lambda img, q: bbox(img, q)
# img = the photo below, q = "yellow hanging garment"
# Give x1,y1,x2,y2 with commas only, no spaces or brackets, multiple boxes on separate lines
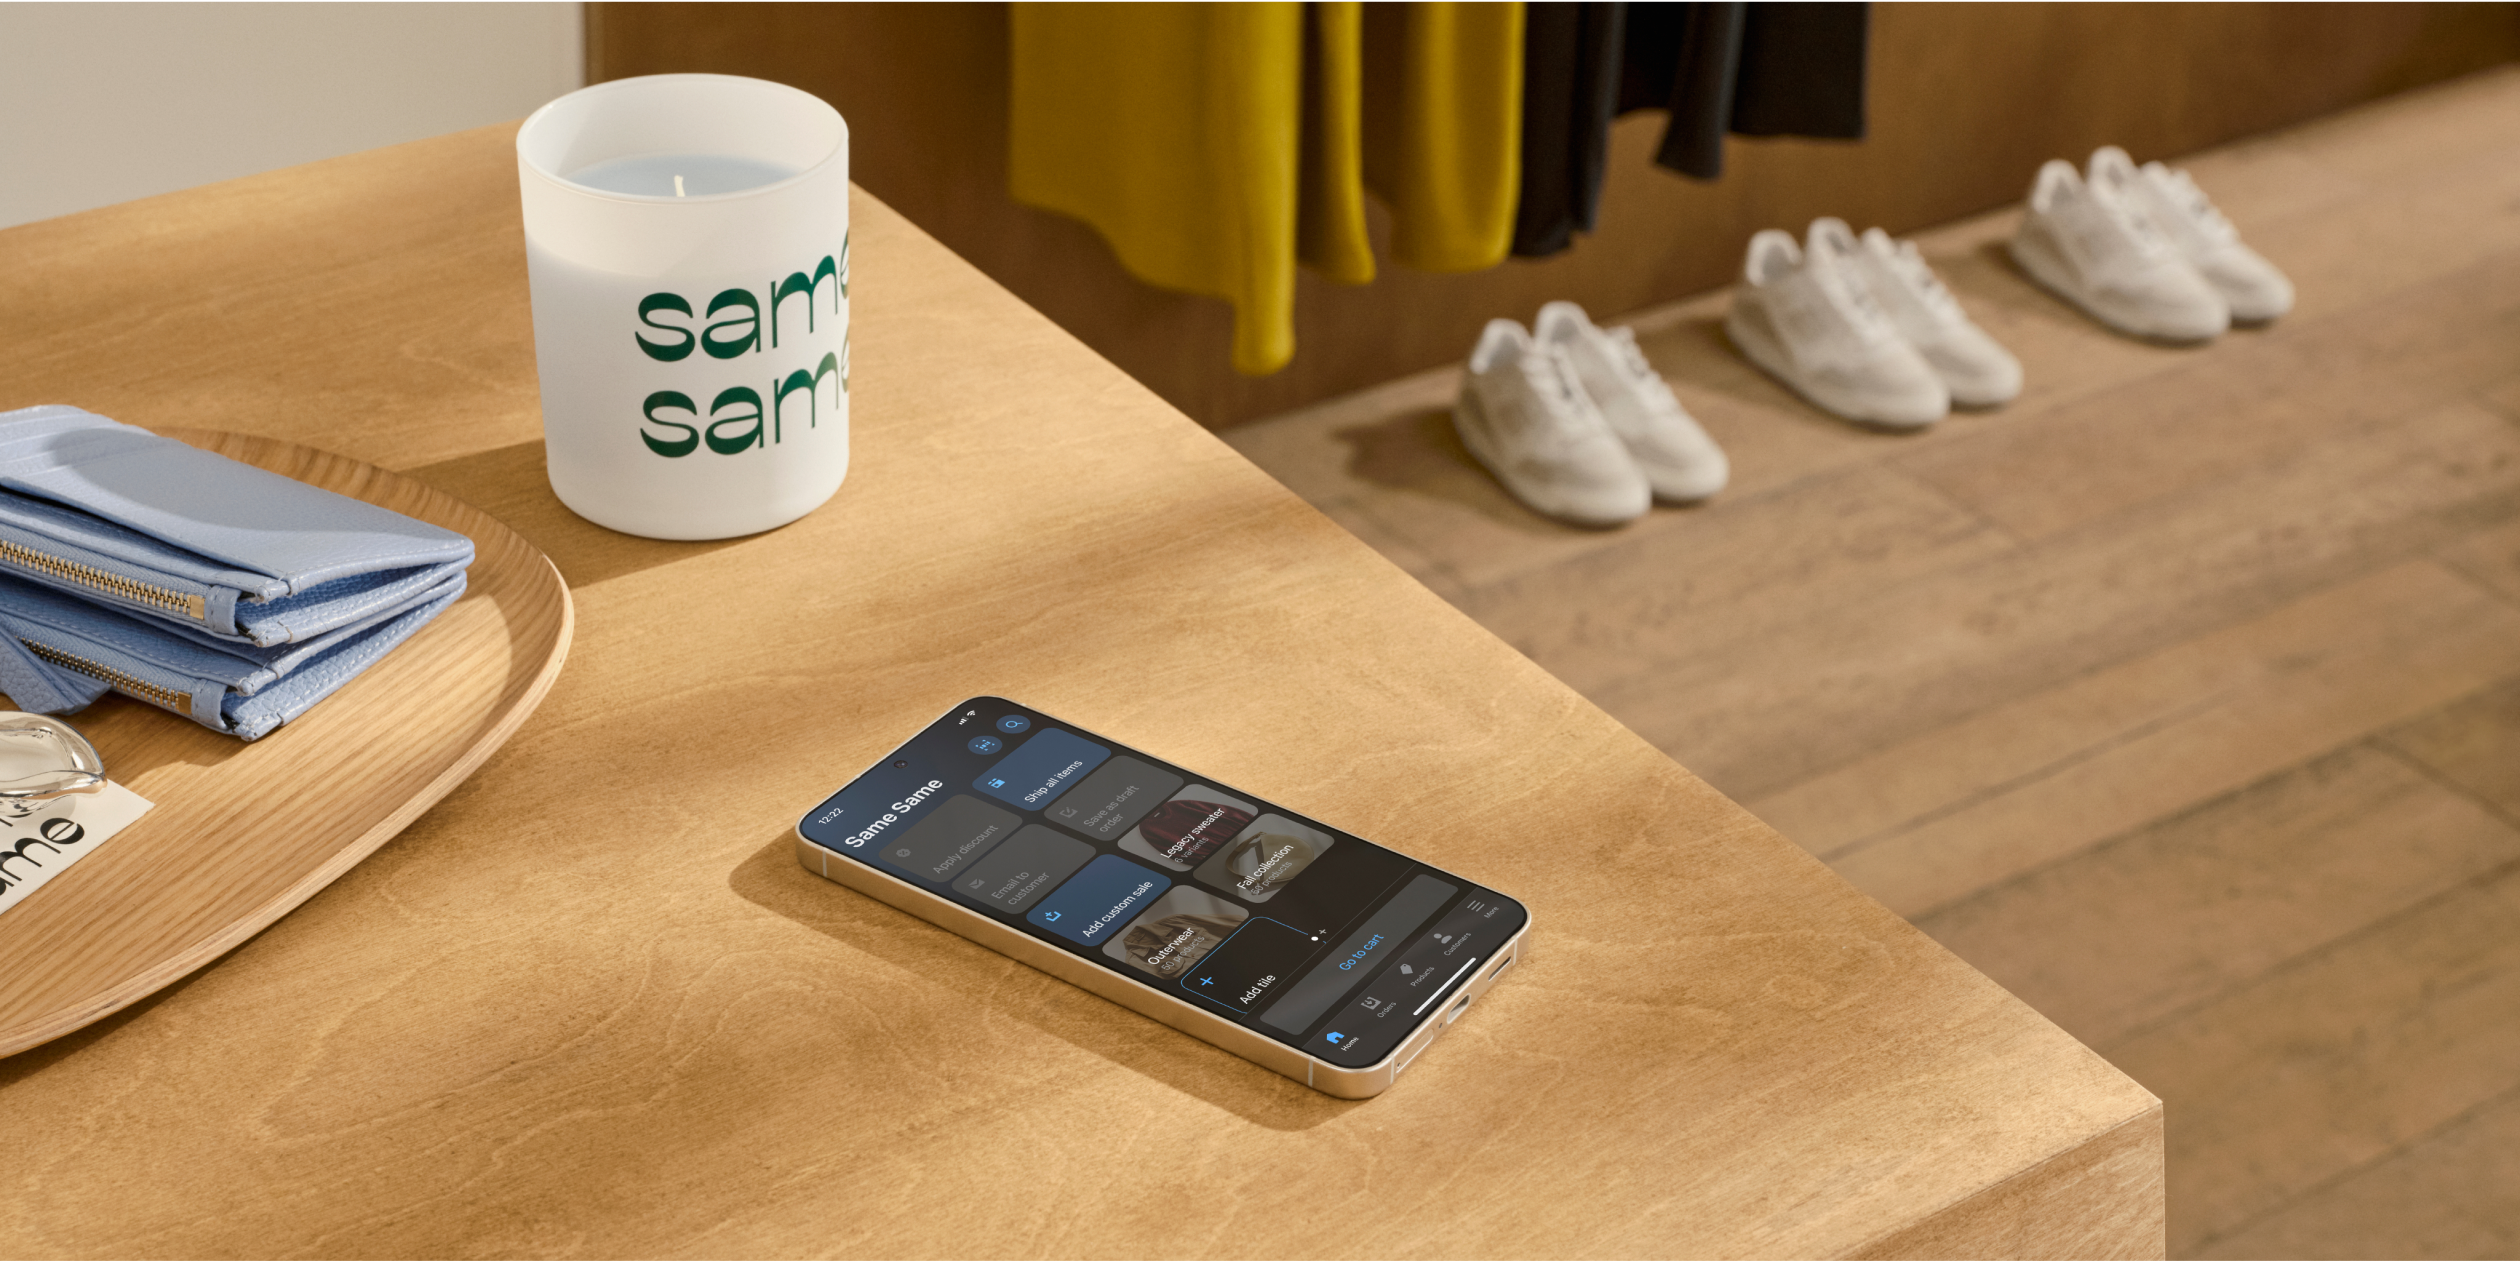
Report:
1298,2,1374,286
1009,3,1305,375
1364,3,1526,273
1009,2,1522,374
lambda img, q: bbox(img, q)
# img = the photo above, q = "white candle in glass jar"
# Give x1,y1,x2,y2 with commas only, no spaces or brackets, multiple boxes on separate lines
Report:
516,74,850,541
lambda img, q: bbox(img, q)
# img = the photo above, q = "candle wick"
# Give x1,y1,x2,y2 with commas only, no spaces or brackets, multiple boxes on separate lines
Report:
674,175,686,198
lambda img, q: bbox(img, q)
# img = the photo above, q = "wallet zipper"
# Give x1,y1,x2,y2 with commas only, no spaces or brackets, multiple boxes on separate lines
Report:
0,536,208,623
19,637,194,715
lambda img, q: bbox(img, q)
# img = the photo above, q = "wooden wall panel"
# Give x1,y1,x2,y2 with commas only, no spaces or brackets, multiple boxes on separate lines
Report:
588,2,2520,429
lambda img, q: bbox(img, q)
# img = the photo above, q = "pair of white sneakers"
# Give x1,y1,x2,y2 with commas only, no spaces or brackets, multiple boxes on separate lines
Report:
2011,146,2294,342
1455,303,1729,528
1724,218,2023,429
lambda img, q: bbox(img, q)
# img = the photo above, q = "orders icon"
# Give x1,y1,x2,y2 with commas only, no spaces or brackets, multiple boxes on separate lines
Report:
996,715,1031,734
968,735,1004,755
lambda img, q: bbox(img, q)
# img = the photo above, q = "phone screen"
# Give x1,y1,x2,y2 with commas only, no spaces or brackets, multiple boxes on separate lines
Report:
798,697,1529,1067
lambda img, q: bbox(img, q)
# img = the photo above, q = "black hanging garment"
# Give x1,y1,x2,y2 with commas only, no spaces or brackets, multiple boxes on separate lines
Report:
1510,3,1626,258
1618,2,1870,181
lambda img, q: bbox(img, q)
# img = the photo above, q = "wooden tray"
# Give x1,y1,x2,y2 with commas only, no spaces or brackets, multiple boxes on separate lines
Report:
0,431,571,1057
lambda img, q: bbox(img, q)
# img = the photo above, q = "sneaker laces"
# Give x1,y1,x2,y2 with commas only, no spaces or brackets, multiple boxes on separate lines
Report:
1509,349,1600,453
1814,258,1898,345
1602,325,1684,410
1604,326,1660,384
1887,241,1961,319
2152,166,2239,245
2087,180,2180,265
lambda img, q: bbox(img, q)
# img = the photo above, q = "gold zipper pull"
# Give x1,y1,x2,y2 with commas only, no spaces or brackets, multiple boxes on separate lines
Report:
20,639,194,715
0,538,209,622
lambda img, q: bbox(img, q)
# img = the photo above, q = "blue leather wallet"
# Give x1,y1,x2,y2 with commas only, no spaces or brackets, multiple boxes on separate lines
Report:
0,405,475,739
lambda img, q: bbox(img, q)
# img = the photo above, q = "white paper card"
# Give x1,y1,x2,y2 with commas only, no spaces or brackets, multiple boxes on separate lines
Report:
0,782,153,917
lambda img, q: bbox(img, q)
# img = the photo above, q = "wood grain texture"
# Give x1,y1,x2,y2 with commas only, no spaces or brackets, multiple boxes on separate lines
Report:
1747,562,2520,861
0,431,571,1058
1918,743,2520,1050
2112,867,2520,1254
0,127,2156,1256
1826,545,2520,919
2195,1086,2520,1259
1228,65,2520,1260
2384,678,2520,821
588,2,2520,428
1853,1107,2164,1261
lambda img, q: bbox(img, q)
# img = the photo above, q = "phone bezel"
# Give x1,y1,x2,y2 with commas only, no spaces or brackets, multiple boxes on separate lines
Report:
789,696,1531,1098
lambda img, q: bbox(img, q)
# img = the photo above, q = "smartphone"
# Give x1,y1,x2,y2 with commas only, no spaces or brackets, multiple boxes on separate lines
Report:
793,697,1530,1098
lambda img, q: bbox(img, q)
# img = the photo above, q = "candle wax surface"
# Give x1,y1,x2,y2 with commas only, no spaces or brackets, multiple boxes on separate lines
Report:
562,153,801,197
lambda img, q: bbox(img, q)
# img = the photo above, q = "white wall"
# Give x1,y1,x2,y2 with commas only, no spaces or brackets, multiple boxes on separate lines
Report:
0,2,582,228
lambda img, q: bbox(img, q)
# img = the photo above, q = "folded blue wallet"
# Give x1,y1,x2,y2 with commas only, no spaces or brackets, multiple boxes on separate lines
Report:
0,405,476,740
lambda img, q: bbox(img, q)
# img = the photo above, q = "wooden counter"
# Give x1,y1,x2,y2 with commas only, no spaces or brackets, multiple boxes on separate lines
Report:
0,125,2161,1258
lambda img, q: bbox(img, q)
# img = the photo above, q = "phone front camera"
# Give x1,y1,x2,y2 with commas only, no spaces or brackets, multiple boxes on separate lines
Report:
893,760,909,768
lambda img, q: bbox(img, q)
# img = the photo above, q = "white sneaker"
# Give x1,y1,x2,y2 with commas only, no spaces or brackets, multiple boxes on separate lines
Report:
1808,218,2024,409
2011,158,2228,343
2088,146,2294,324
1724,229,1948,429
1455,320,1651,527
1533,301,1729,502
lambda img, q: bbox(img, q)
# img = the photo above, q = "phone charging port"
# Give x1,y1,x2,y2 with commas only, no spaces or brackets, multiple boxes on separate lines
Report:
1444,996,1471,1025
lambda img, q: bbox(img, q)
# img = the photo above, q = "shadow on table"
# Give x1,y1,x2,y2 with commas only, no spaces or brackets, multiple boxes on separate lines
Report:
403,441,744,590
727,832,1363,1132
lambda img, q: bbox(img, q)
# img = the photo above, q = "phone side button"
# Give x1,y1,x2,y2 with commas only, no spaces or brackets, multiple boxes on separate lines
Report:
794,835,836,880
